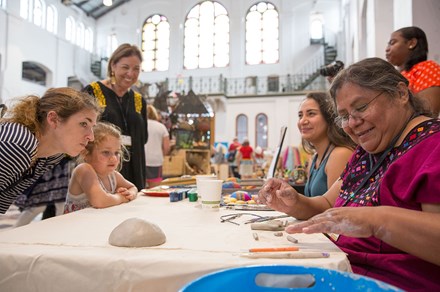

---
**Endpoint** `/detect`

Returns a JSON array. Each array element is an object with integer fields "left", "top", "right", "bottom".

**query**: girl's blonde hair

[{"left": 78, "top": 122, "right": 129, "bottom": 171}]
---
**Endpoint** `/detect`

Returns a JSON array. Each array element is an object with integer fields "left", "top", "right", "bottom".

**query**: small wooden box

[{"left": 162, "top": 155, "right": 185, "bottom": 177}]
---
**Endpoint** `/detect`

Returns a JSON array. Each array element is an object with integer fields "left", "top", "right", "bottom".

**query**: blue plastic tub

[{"left": 180, "top": 265, "right": 403, "bottom": 291}]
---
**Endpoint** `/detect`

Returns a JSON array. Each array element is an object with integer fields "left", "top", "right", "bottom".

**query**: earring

[
  {"left": 110, "top": 71, "right": 116, "bottom": 85},
  {"left": 409, "top": 46, "right": 413, "bottom": 49}
]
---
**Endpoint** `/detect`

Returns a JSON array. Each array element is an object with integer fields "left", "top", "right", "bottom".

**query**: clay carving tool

[
  {"left": 249, "top": 246, "right": 299, "bottom": 252},
  {"left": 240, "top": 252, "right": 330, "bottom": 259}
]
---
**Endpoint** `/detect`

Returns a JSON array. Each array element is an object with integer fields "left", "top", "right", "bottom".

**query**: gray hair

[{"left": 329, "top": 57, "right": 429, "bottom": 115}]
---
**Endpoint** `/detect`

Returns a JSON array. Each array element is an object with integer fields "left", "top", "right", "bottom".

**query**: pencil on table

[{"left": 249, "top": 246, "right": 299, "bottom": 252}]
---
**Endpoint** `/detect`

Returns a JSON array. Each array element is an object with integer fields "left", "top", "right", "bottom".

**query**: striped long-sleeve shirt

[{"left": 0, "top": 122, "right": 64, "bottom": 213}]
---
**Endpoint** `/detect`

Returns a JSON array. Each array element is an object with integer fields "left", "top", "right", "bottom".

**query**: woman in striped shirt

[{"left": 0, "top": 87, "right": 100, "bottom": 214}]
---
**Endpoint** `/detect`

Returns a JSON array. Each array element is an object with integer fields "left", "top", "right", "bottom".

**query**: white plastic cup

[
  {"left": 198, "top": 179, "right": 223, "bottom": 211},
  {"left": 196, "top": 174, "right": 217, "bottom": 201}
]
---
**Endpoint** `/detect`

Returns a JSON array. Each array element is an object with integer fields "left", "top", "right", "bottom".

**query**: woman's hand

[
  {"left": 285, "top": 207, "right": 376, "bottom": 238},
  {"left": 258, "top": 178, "right": 300, "bottom": 214}
]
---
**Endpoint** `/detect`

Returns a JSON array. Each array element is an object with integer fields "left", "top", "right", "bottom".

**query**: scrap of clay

[
  {"left": 250, "top": 220, "right": 285, "bottom": 231},
  {"left": 108, "top": 217, "right": 166, "bottom": 247}
]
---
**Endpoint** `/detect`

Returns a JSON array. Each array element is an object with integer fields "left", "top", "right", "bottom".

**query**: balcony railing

[
  {"left": 143, "top": 46, "right": 326, "bottom": 97},
  {"left": 142, "top": 73, "right": 327, "bottom": 98},
  {"left": 138, "top": 45, "right": 329, "bottom": 97}
]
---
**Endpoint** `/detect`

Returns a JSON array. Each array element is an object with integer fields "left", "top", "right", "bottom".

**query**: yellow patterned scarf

[{"left": 90, "top": 82, "right": 142, "bottom": 113}]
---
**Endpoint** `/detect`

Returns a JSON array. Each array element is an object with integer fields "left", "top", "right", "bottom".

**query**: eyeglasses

[{"left": 334, "top": 91, "right": 385, "bottom": 128}]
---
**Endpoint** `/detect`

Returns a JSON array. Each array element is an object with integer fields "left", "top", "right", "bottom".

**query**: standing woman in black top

[{"left": 83, "top": 44, "right": 148, "bottom": 190}]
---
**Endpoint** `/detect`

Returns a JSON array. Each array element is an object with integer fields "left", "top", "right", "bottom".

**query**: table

[{"left": 0, "top": 195, "right": 351, "bottom": 292}]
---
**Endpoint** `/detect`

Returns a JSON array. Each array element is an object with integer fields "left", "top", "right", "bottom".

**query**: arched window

[
  {"left": 76, "top": 22, "right": 85, "bottom": 48},
  {"left": 32, "top": 0, "right": 44, "bottom": 27},
  {"left": 141, "top": 14, "right": 170, "bottom": 72},
  {"left": 65, "top": 17, "right": 76, "bottom": 43},
  {"left": 245, "top": 2, "right": 279, "bottom": 65},
  {"left": 107, "top": 34, "right": 118, "bottom": 58},
  {"left": 236, "top": 114, "right": 248, "bottom": 143},
  {"left": 184, "top": 1, "right": 229, "bottom": 69},
  {"left": 20, "top": 0, "right": 30, "bottom": 19},
  {"left": 46, "top": 5, "right": 57, "bottom": 34},
  {"left": 255, "top": 113, "right": 268, "bottom": 148},
  {"left": 22, "top": 61, "right": 49, "bottom": 86},
  {"left": 84, "top": 27, "right": 93, "bottom": 53},
  {"left": 310, "top": 13, "right": 324, "bottom": 43}
]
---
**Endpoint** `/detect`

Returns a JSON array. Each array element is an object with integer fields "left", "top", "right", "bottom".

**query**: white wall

[
  {"left": 372, "top": 0, "right": 393, "bottom": 59},
  {"left": 412, "top": 0, "right": 440, "bottom": 63},
  {"left": 393, "top": 0, "right": 412, "bottom": 30},
  {"left": 0, "top": 0, "right": 95, "bottom": 102}
]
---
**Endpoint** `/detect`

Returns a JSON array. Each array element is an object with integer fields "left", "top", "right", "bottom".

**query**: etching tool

[
  {"left": 240, "top": 252, "right": 330, "bottom": 259},
  {"left": 287, "top": 235, "right": 298, "bottom": 243},
  {"left": 249, "top": 246, "right": 299, "bottom": 252},
  {"left": 245, "top": 214, "right": 289, "bottom": 224}
]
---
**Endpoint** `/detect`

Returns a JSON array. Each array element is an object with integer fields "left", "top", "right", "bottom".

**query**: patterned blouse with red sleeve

[{"left": 401, "top": 60, "right": 440, "bottom": 93}]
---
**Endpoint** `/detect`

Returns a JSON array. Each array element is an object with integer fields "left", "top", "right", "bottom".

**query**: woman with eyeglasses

[
  {"left": 258, "top": 57, "right": 440, "bottom": 291},
  {"left": 298, "top": 92, "right": 355, "bottom": 197},
  {"left": 64, "top": 122, "right": 137, "bottom": 213},
  {"left": 386, "top": 26, "right": 440, "bottom": 117}
]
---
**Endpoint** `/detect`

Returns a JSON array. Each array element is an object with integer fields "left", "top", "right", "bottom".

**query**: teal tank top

[{"left": 304, "top": 146, "right": 333, "bottom": 197}]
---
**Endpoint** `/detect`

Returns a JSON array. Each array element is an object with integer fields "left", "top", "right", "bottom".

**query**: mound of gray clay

[{"left": 108, "top": 217, "right": 166, "bottom": 247}]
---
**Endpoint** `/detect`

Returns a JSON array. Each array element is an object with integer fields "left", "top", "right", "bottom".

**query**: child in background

[
  {"left": 64, "top": 122, "right": 137, "bottom": 213},
  {"left": 235, "top": 138, "right": 256, "bottom": 179}
]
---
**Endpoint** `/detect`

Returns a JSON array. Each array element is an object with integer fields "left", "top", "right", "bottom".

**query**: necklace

[
  {"left": 317, "top": 143, "right": 332, "bottom": 169},
  {"left": 97, "top": 175, "right": 111, "bottom": 193},
  {"left": 305, "top": 143, "right": 333, "bottom": 196},
  {"left": 110, "top": 82, "right": 129, "bottom": 98}
]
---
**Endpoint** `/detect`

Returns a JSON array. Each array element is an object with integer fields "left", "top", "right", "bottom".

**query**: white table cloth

[{"left": 0, "top": 195, "right": 351, "bottom": 292}]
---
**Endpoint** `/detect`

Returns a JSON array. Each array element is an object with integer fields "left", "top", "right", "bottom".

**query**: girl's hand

[{"left": 116, "top": 187, "right": 137, "bottom": 201}]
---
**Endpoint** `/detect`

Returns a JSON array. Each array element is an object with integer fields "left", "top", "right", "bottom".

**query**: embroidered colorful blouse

[{"left": 333, "top": 119, "right": 440, "bottom": 291}]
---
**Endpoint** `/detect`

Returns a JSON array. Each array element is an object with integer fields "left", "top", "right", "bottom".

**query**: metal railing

[
  {"left": 141, "top": 45, "right": 328, "bottom": 97},
  {"left": 143, "top": 72, "right": 328, "bottom": 98}
]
